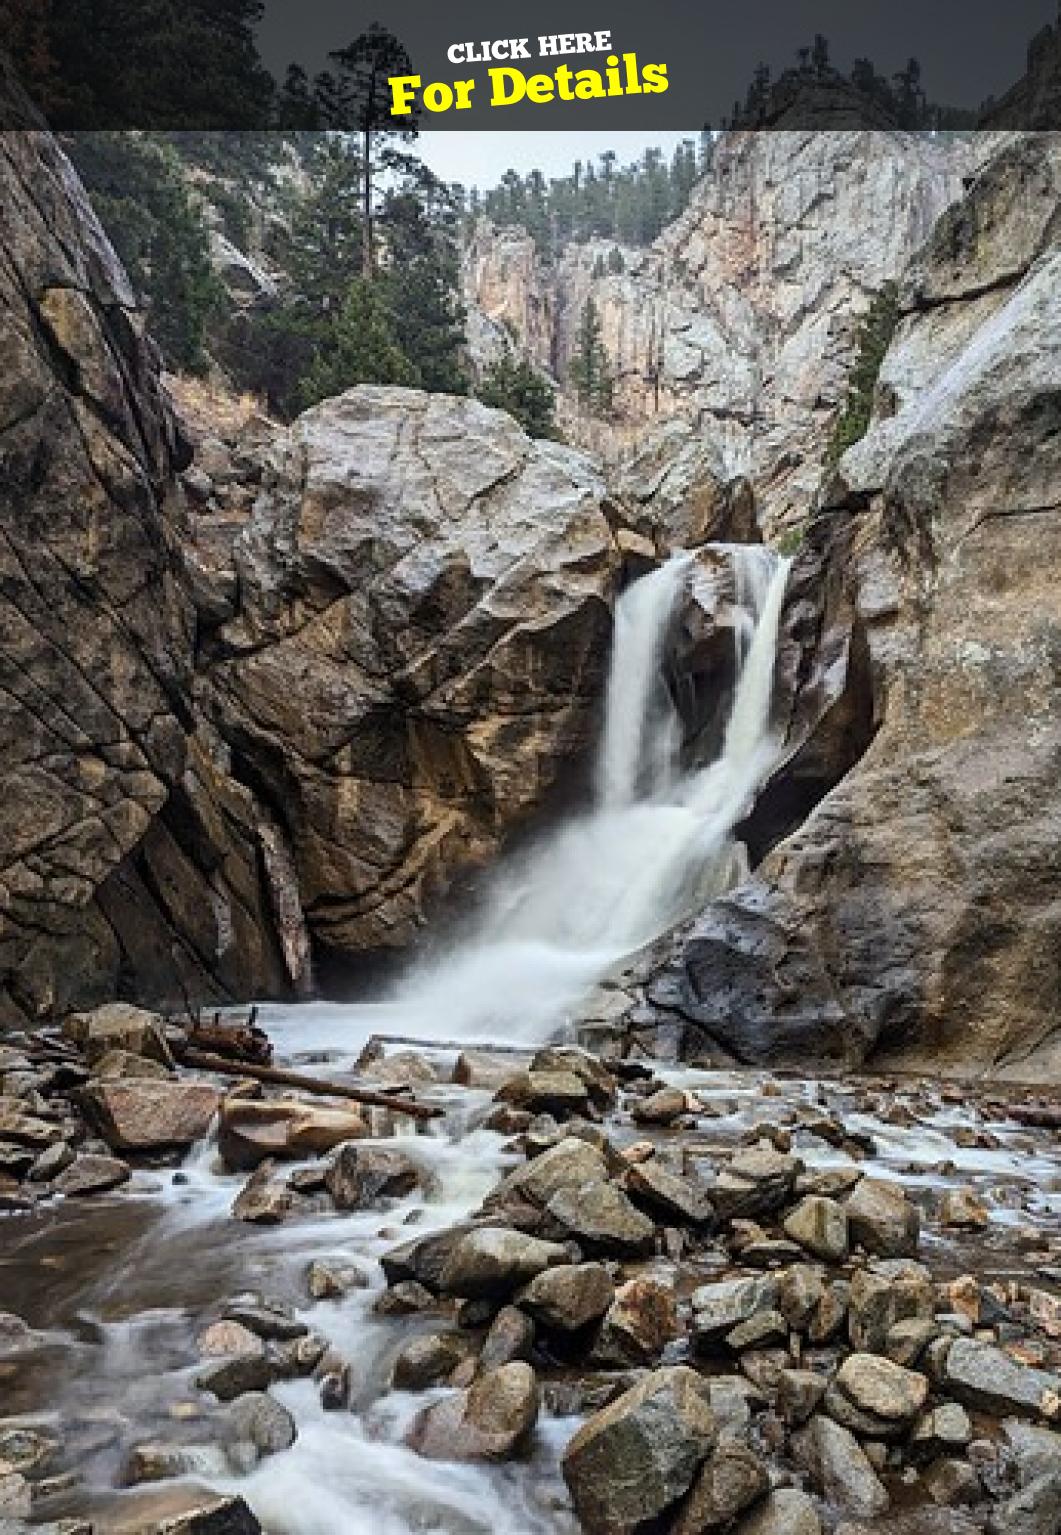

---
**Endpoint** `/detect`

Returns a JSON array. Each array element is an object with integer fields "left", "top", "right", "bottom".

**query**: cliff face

[
  {"left": 464, "top": 132, "right": 969, "bottom": 532},
  {"left": 0, "top": 81, "right": 300, "bottom": 1023},
  {"left": 623, "top": 133, "right": 1061, "bottom": 1080}
]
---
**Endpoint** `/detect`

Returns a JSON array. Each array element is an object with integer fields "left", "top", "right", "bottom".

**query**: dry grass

[{"left": 164, "top": 370, "right": 272, "bottom": 438}]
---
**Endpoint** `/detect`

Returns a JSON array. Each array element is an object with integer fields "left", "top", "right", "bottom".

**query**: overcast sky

[{"left": 417, "top": 130, "right": 699, "bottom": 189}]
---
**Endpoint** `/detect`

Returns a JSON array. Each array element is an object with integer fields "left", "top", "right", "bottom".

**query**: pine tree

[
  {"left": 298, "top": 278, "right": 415, "bottom": 408},
  {"left": 826, "top": 282, "right": 900, "bottom": 464},
  {"left": 477, "top": 348, "right": 557, "bottom": 439},
  {"left": 383, "top": 187, "right": 467, "bottom": 395},
  {"left": 569, "top": 298, "right": 614, "bottom": 417}
]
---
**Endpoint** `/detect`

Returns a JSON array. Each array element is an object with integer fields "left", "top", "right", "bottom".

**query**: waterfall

[{"left": 385, "top": 545, "right": 792, "bottom": 1044}]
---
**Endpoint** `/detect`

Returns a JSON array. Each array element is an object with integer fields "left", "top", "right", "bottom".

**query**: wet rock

[
  {"left": 631, "top": 1087, "right": 692, "bottom": 1125},
  {"left": 938, "top": 1187, "right": 990, "bottom": 1230},
  {"left": 546, "top": 1180, "right": 656, "bottom": 1256},
  {"left": 833, "top": 1353, "right": 929, "bottom": 1423},
  {"left": 392, "top": 1332, "right": 472, "bottom": 1390},
  {"left": 83, "top": 1080, "right": 220, "bottom": 1153},
  {"left": 231, "top": 1163, "right": 292, "bottom": 1225},
  {"left": 1002, "top": 1419, "right": 1061, "bottom": 1485},
  {"left": 942, "top": 1338, "right": 1061, "bottom": 1420},
  {"left": 727, "top": 1310, "right": 788, "bottom": 1351},
  {"left": 777, "top": 1264, "right": 827, "bottom": 1330},
  {"left": 479, "top": 1306, "right": 535, "bottom": 1371},
  {"left": 482, "top": 1138, "right": 608, "bottom": 1218},
  {"left": 529, "top": 1047, "right": 617, "bottom": 1111},
  {"left": 375, "top": 1280, "right": 439, "bottom": 1315},
  {"left": 778, "top": 1368, "right": 829, "bottom": 1427},
  {"left": 519, "top": 1263, "right": 614, "bottom": 1332},
  {"left": 910, "top": 1403, "right": 973, "bottom": 1461},
  {"left": 734, "top": 1488, "right": 822, "bottom": 1535},
  {"left": 692, "top": 1276, "right": 779, "bottom": 1348},
  {"left": 197, "top": 1321, "right": 264, "bottom": 1360},
  {"left": 195, "top": 1354, "right": 274, "bottom": 1402},
  {"left": 224, "top": 1391, "right": 297, "bottom": 1466},
  {"left": 320, "top": 1364, "right": 351, "bottom": 1410},
  {"left": 63, "top": 1004, "right": 173, "bottom": 1065},
  {"left": 848, "top": 1262, "right": 934, "bottom": 1352},
  {"left": 99, "top": 1484, "right": 263, "bottom": 1533},
  {"left": 808, "top": 1278, "right": 850, "bottom": 1343},
  {"left": 454, "top": 1051, "right": 530, "bottom": 1091},
  {"left": 846, "top": 1178, "right": 920, "bottom": 1258},
  {"left": 27, "top": 1141, "right": 75, "bottom": 1181},
  {"left": 496, "top": 1070, "right": 591, "bottom": 1117},
  {"left": 561, "top": 1366, "right": 716, "bottom": 1534},
  {"left": 624, "top": 1160, "right": 715, "bottom": 1226},
  {"left": 792, "top": 1415, "right": 890, "bottom": 1517},
  {"left": 784, "top": 1196, "right": 850, "bottom": 1263},
  {"left": 218, "top": 1098, "right": 367, "bottom": 1171},
  {"left": 924, "top": 1457, "right": 982, "bottom": 1507},
  {"left": 381, "top": 1225, "right": 475, "bottom": 1291},
  {"left": 439, "top": 1227, "right": 570, "bottom": 1298},
  {"left": 673, "top": 1439, "right": 769, "bottom": 1533},
  {"left": 408, "top": 1361, "right": 540, "bottom": 1461},
  {"left": 0, "top": 1426, "right": 59, "bottom": 1478},
  {"left": 885, "top": 1318, "right": 940, "bottom": 1367},
  {"left": 93, "top": 1048, "right": 173, "bottom": 1081},
  {"left": 51, "top": 1152, "right": 131, "bottom": 1197},
  {"left": 0, "top": 1472, "right": 31, "bottom": 1520},
  {"left": 222, "top": 1300, "right": 307, "bottom": 1342},
  {"left": 360, "top": 1050, "right": 439, "bottom": 1088},
  {"left": 712, "top": 1145, "right": 801, "bottom": 1222},
  {"left": 324, "top": 1143, "right": 425, "bottom": 1210},
  {"left": 305, "top": 1258, "right": 371, "bottom": 1300},
  {"left": 989, "top": 1470, "right": 1061, "bottom": 1535},
  {"left": 593, "top": 1275, "right": 680, "bottom": 1366}
]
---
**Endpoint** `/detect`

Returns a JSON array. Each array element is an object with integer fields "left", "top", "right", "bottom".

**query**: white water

[{"left": 385, "top": 546, "right": 792, "bottom": 1045}]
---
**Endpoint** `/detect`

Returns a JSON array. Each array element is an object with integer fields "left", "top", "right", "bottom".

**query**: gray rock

[
  {"left": 733, "top": 1488, "right": 822, "bottom": 1535},
  {"left": 51, "top": 1152, "right": 131, "bottom": 1197},
  {"left": 943, "top": 1338, "right": 1061, "bottom": 1420},
  {"left": 479, "top": 1306, "right": 535, "bottom": 1371},
  {"left": 439, "top": 1227, "right": 569, "bottom": 1298},
  {"left": 846, "top": 1179, "right": 920, "bottom": 1258},
  {"left": 195, "top": 1354, "right": 273, "bottom": 1402},
  {"left": 224, "top": 1391, "right": 297, "bottom": 1461},
  {"left": 546, "top": 1180, "right": 656, "bottom": 1256},
  {"left": 833, "top": 1353, "right": 929, "bottom": 1422},
  {"left": 392, "top": 1332, "right": 471, "bottom": 1390},
  {"left": 518, "top": 1263, "right": 614, "bottom": 1331},
  {"left": 324, "top": 1143, "right": 425, "bottom": 1210},
  {"left": 562, "top": 1366, "right": 716, "bottom": 1534},
  {"left": 783, "top": 1196, "right": 849, "bottom": 1263},
  {"left": 673, "top": 1439, "right": 770, "bottom": 1533},
  {"left": 692, "top": 1276, "right": 779, "bottom": 1348},
  {"left": 408, "top": 1362, "right": 540, "bottom": 1461},
  {"left": 624, "top": 1160, "right": 715, "bottom": 1226},
  {"left": 989, "top": 1470, "right": 1061, "bottom": 1535},
  {"left": 792, "top": 1415, "right": 890, "bottom": 1517}
]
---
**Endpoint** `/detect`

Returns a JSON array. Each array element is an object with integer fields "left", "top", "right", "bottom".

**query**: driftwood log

[{"left": 175, "top": 1046, "right": 444, "bottom": 1121}]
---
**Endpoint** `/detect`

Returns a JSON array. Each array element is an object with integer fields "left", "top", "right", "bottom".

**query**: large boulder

[
  {"left": 638, "top": 134, "right": 1061, "bottom": 1079},
  {"left": 206, "top": 386, "right": 619, "bottom": 966},
  {"left": 0, "top": 64, "right": 299, "bottom": 1025}
]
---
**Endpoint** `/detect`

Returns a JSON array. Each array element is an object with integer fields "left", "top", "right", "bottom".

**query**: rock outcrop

[
  {"left": 464, "top": 132, "right": 969, "bottom": 533},
  {"left": 0, "top": 68, "right": 298, "bottom": 1023},
  {"left": 628, "top": 133, "right": 1061, "bottom": 1078},
  {"left": 203, "top": 387, "right": 619, "bottom": 968}
]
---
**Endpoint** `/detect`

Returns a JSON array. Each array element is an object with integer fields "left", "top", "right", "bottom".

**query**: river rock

[
  {"left": 833, "top": 1353, "right": 929, "bottom": 1422},
  {"left": 439, "top": 1227, "right": 570, "bottom": 1298},
  {"left": 392, "top": 1332, "right": 472, "bottom": 1390},
  {"left": 92, "top": 1048, "right": 173, "bottom": 1082},
  {"left": 778, "top": 1368, "right": 828, "bottom": 1427},
  {"left": 482, "top": 1137, "right": 608, "bottom": 1218},
  {"left": 1002, "top": 1419, "right": 1061, "bottom": 1485},
  {"left": 324, "top": 1143, "right": 424, "bottom": 1209},
  {"left": 848, "top": 1261, "right": 934, "bottom": 1353},
  {"left": 83, "top": 1080, "right": 220, "bottom": 1152},
  {"left": 99, "top": 1484, "right": 263, "bottom": 1533},
  {"left": 529, "top": 1047, "right": 617, "bottom": 1111},
  {"left": 631, "top": 1087, "right": 691, "bottom": 1125},
  {"left": 495, "top": 1070, "right": 590, "bottom": 1117},
  {"left": 408, "top": 1361, "right": 540, "bottom": 1461},
  {"left": 381, "top": 1224, "right": 476, "bottom": 1291},
  {"left": 50, "top": 1152, "right": 131, "bottom": 1197},
  {"left": 218, "top": 1099, "right": 367, "bottom": 1170},
  {"left": 224, "top": 1391, "right": 297, "bottom": 1463},
  {"left": 305, "top": 1258, "right": 371, "bottom": 1300},
  {"left": 222, "top": 1299, "right": 307, "bottom": 1342},
  {"left": 231, "top": 1163, "right": 292, "bottom": 1225},
  {"left": 734, "top": 1488, "right": 823, "bottom": 1535},
  {"left": 624, "top": 1160, "right": 715, "bottom": 1226},
  {"left": 784, "top": 1196, "right": 850, "bottom": 1263},
  {"left": 0, "top": 1106, "right": 65, "bottom": 1150},
  {"left": 989, "top": 1469, "right": 1061, "bottom": 1535},
  {"left": 942, "top": 1338, "right": 1061, "bottom": 1420},
  {"left": 692, "top": 1277, "right": 779, "bottom": 1348},
  {"left": 479, "top": 1305, "right": 536, "bottom": 1371},
  {"left": 518, "top": 1263, "right": 614, "bottom": 1331},
  {"left": 195, "top": 1354, "right": 274, "bottom": 1403},
  {"left": 546, "top": 1181, "right": 656, "bottom": 1256},
  {"left": 197, "top": 1321, "right": 264, "bottom": 1360},
  {"left": 846, "top": 1178, "right": 920, "bottom": 1257},
  {"left": 672, "top": 1439, "right": 770, "bottom": 1534},
  {"left": 712, "top": 1145, "right": 801, "bottom": 1221},
  {"left": 593, "top": 1274, "right": 680, "bottom": 1365},
  {"left": 792, "top": 1415, "right": 890, "bottom": 1517},
  {"left": 561, "top": 1366, "right": 716, "bottom": 1534},
  {"left": 938, "top": 1186, "right": 990, "bottom": 1230},
  {"left": 63, "top": 1004, "right": 172, "bottom": 1065}
]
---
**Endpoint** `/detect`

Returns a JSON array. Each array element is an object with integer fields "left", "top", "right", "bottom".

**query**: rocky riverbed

[{"left": 1, "top": 1004, "right": 1059, "bottom": 1534}]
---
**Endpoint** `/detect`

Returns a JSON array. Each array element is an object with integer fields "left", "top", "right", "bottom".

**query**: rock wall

[
  {"left": 464, "top": 132, "right": 969, "bottom": 533},
  {"left": 625, "top": 133, "right": 1061, "bottom": 1080},
  {"left": 201, "top": 388, "right": 620, "bottom": 971},
  {"left": 0, "top": 72, "right": 297, "bottom": 1022}
]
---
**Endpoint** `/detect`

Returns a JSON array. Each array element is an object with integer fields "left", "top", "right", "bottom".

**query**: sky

[{"left": 416, "top": 131, "right": 699, "bottom": 190}]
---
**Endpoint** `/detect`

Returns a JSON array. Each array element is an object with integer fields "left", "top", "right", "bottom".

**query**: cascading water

[{"left": 377, "top": 544, "right": 793, "bottom": 1045}]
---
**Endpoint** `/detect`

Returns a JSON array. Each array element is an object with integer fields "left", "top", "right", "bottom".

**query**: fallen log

[
  {"left": 1008, "top": 1104, "right": 1061, "bottom": 1129},
  {"left": 175, "top": 1046, "right": 445, "bottom": 1120}
]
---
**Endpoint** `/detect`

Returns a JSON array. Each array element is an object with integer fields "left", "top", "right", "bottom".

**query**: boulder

[
  {"left": 832, "top": 1353, "right": 929, "bottom": 1423},
  {"left": 224, "top": 1391, "right": 297, "bottom": 1463},
  {"left": 733, "top": 1488, "right": 822, "bottom": 1535},
  {"left": 439, "top": 1227, "right": 570, "bottom": 1298},
  {"left": 407, "top": 1362, "right": 540, "bottom": 1461},
  {"left": 479, "top": 1306, "right": 536, "bottom": 1371},
  {"left": 482, "top": 1137, "right": 608, "bottom": 1217},
  {"left": 495, "top": 1070, "right": 590, "bottom": 1116},
  {"left": 712, "top": 1146, "right": 801, "bottom": 1222},
  {"left": 63, "top": 1004, "right": 173, "bottom": 1065},
  {"left": 593, "top": 1275, "right": 680, "bottom": 1366},
  {"left": 942, "top": 1339, "right": 1061, "bottom": 1420},
  {"left": 692, "top": 1277, "right": 779, "bottom": 1349},
  {"left": 792, "top": 1415, "right": 889, "bottom": 1518},
  {"left": 846, "top": 1179, "right": 920, "bottom": 1258},
  {"left": 672, "top": 1440, "right": 770, "bottom": 1533},
  {"left": 218, "top": 1098, "right": 367, "bottom": 1171},
  {"left": 631, "top": 1087, "right": 691, "bottom": 1125},
  {"left": 392, "top": 1332, "right": 471, "bottom": 1391},
  {"left": 92, "top": 1484, "right": 262, "bottom": 1533},
  {"left": 848, "top": 1261, "right": 934, "bottom": 1352},
  {"left": 562, "top": 1366, "right": 716, "bottom": 1534},
  {"left": 83, "top": 1081, "right": 220, "bottom": 1152},
  {"left": 518, "top": 1263, "right": 615, "bottom": 1332},
  {"left": 324, "top": 1143, "right": 424, "bottom": 1209},
  {"left": 989, "top": 1470, "right": 1061, "bottom": 1535},
  {"left": 624, "top": 1160, "right": 715, "bottom": 1226},
  {"left": 783, "top": 1196, "right": 849, "bottom": 1263},
  {"left": 51, "top": 1153, "right": 131, "bottom": 1197},
  {"left": 546, "top": 1180, "right": 656, "bottom": 1256},
  {"left": 231, "top": 1163, "right": 292, "bottom": 1225}
]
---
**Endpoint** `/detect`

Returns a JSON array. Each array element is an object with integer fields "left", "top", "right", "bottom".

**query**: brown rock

[
  {"left": 83, "top": 1080, "right": 220, "bottom": 1152},
  {"left": 408, "top": 1362, "right": 540, "bottom": 1461},
  {"left": 218, "top": 1098, "right": 367, "bottom": 1171}
]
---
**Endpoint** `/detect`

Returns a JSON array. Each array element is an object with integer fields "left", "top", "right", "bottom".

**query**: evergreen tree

[
  {"left": 826, "top": 282, "right": 900, "bottom": 464},
  {"left": 66, "top": 132, "right": 222, "bottom": 371},
  {"left": 569, "top": 298, "right": 614, "bottom": 416},
  {"left": 607, "top": 246, "right": 625, "bottom": 275},
  {"left": 383, "top": 187, "right": 468, "bottom": 395},
  {"left": 477, "top": 348, "right": 557, "bottom": 439},
  {"left": 325, "top": 24, "right": 419, "bottom": 275},
  {"left": 298, "top": 278, "right": 415, "bottom": 408}
]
